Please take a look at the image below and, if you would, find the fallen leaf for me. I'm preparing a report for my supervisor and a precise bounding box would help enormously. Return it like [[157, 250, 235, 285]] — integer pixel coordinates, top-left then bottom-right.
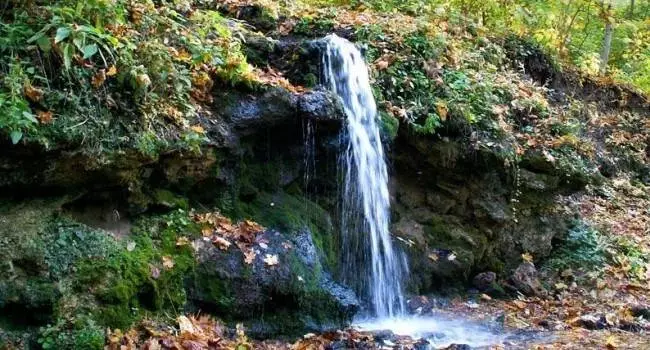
[[436, 101, 448, 121], [176, 236, 190, 246], [92, 69, 107, 88], [24, 84, 43, 102], [202, 227, 213, 237], [106, 65, 118, 76], [263, 254, 279, 267], [521, 252, 534, 263], [162, 256, 174, 269], [243, 249, 256, 265], [428, 253, 439, 262], [513, 300, 527, 309], [177, 316, 195, 335], [213, 236, 231, 250], [190, 125, 205, 134], [37, 111, 54, 124]]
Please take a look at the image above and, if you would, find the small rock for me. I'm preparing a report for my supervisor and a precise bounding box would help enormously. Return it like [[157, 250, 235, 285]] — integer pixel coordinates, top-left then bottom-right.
[[573, 314, 608, 330], [511, 262, 547, 296], [372, 329, 395, 343], [472, 271, 497, 291], [631, 305, 650, 319], [414, 339, 430, 350], [444, 344, 471, 350]]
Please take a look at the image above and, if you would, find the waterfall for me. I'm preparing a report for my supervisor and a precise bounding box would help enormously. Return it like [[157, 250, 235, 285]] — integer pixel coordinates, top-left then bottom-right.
[[321, 34, 406, 318]]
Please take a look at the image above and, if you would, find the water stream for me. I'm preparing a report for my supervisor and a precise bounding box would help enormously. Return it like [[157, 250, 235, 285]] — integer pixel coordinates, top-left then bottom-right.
[[321, 34, 406, 318], [319, 34, 517, 347]]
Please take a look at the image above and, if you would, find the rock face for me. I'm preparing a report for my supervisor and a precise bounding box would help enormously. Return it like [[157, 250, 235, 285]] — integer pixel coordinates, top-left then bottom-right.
[[190, 230, 358, 337], [391, 131, 576, 294]]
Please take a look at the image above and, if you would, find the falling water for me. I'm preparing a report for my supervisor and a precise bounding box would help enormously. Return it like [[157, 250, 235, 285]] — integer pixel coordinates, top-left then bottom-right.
[[321, 34, 406, 318]]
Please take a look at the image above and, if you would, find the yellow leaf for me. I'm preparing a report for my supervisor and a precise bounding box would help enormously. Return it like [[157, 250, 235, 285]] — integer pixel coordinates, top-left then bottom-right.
[[428, 253, 439, 262], [106, 65, 117, 76], [521, 252, 534, 263], [436, 101, 448, 121], [176, 236, 190, 246], [191, 125, 205, 134]]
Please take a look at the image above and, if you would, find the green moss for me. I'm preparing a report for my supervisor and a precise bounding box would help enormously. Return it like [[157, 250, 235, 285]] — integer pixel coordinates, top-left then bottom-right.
[[72, 209, 198, 329], [38, 317, 104, 350], [153, 189, 189, 209]]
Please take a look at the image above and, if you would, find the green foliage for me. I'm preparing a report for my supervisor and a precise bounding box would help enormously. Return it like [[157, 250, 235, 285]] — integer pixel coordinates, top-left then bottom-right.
[[38, 317, 104, 350], [0, 0, 252, 153], [546, 222, 610, 271], [0, 60, 38, 144]]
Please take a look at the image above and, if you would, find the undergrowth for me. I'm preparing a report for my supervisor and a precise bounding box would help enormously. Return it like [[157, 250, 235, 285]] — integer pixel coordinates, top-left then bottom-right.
[[0, 0, 253, 153]]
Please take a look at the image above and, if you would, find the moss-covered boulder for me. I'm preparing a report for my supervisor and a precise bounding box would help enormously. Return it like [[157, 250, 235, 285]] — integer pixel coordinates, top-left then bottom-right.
[[189, 230, 358, 337]]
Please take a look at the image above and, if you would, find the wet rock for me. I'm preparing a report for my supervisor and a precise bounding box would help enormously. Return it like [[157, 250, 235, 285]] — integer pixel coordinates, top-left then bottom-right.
[[472, 271, 497, 291], [371, 329, 396, 343], [573, 314, 609, 330], [444, 344, 472, 350], [407, 295, 434, 314], [189, 229, 359, 337], [414, 338, 430, 350], [631, 305, 650, 319], [511, 262, 546, 296], [218, 87, 344, 134]]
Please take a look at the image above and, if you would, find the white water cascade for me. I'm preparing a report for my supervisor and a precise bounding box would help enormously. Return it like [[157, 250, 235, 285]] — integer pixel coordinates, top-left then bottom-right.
[[321, 34, 406, 318]]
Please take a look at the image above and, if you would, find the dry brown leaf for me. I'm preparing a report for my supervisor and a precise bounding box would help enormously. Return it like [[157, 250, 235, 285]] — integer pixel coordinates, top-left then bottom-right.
[[243, 249, 256, 265], [24, 84, 43, 102], [162, 255, 175, 269], [92, 69, 107, 88], [213, 236, 231, 250], [37, 111, 54, 124]]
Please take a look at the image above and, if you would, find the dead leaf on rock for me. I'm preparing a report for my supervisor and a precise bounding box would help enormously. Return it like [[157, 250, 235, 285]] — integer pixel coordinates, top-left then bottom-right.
[[213, 236, 231, 250], [243, 249, 256, 265], [264, 254, 279, 267]]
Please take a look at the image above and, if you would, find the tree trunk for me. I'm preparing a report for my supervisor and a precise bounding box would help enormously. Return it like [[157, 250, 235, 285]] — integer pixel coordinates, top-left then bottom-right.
[[628, 0, 635, 18], [599, 4, 614, 75], [599, 21, 613, 75]]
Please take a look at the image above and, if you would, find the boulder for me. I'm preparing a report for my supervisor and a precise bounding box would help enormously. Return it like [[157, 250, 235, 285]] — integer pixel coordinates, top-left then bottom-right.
[[189, 230, 358, 337], [510, 262, 546, 297], [472, 272, 497, 292]]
